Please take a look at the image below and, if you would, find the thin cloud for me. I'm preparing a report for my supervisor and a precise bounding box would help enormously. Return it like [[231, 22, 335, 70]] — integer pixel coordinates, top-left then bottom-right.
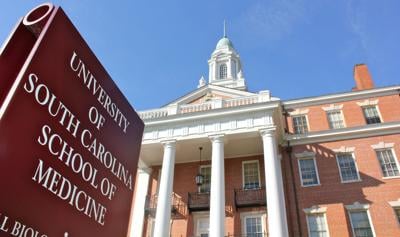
[[240, 0, 307, 42]]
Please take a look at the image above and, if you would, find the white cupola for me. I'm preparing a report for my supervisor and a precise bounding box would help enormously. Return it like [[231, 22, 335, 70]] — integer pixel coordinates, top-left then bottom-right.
[[207, 23, 246, 90]]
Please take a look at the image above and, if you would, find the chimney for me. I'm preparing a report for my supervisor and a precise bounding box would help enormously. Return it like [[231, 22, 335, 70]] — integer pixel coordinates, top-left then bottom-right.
[[353, 64, 374, 91]]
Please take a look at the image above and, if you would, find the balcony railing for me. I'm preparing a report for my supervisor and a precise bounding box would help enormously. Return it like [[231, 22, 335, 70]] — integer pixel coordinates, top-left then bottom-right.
[[145, 193, 187, 218], [138, 91, 271, 120], [186, 233, 267, 237], [188, 192, 210, 212], [234, 187, 266, 208]]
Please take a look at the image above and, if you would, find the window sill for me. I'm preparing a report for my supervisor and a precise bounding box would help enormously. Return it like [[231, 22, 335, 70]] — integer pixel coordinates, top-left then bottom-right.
[[382, 176, 400, 180], [341, 179, 362, 184], [301, 183, 321, 188]]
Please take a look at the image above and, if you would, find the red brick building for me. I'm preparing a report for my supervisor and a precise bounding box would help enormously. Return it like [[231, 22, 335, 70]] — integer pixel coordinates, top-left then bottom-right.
[[128, 35, 400, 237]]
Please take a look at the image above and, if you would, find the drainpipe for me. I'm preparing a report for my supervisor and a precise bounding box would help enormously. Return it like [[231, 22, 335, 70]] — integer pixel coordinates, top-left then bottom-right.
[[282, 107, 303, 237]]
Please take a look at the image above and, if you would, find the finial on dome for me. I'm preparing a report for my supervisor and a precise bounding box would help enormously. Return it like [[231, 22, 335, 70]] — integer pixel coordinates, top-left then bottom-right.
[[223, 20, 227, 38]]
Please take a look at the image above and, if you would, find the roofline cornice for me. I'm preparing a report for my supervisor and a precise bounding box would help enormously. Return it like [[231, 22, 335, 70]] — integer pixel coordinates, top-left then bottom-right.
[[283, 85, 400, 109]]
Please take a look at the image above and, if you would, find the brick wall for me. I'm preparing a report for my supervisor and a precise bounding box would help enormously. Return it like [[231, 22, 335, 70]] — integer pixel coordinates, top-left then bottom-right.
[[284, 134, 400, 237]]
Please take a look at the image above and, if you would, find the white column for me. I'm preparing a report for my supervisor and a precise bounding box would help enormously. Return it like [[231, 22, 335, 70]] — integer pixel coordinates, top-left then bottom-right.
[[209, 134, 225, 237], [260, 128, 289, 237], [153, 140, 176, 237], [129, 167, 151, 237]]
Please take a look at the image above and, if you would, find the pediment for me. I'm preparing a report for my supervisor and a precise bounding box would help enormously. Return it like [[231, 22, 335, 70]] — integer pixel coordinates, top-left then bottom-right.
[[164, 84, 256, 107]]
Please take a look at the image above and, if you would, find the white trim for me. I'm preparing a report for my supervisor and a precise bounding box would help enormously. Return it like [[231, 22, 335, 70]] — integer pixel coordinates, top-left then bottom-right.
[[335, 152, 361, 183], [240, 211, 267, 236], [361, 104, 384, 123], [198, 165, 211, 193], [303, 206, 327, 214], [322, 104, 343, 111], [242, 160, 262, 189], [374, 148, 400, 178], [356, 99, 379, 106], [332, 146, 355, 153], [192, 212, 210, 236], [283, 86, 400, 109], [305, 211, 330, 237], [347, 207, 376, 237], [295, 151, 316, 159], [285, 121, 400, 146], [326, 109, 346, 129], [288, 108, 309, 116], [292, 114, 310, 134], [345, 202, 370, 210], [388, 198, 400, 207], [297, 156, 320, 187], [371, 141, 394, 149]]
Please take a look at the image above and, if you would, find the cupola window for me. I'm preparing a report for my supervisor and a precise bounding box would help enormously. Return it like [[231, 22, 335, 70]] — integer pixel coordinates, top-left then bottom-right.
[[219, 64, 227, 79]]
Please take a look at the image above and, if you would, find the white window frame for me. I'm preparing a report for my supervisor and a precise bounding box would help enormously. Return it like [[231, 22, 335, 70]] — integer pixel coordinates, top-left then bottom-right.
[[242, 160, 262, 189], [219, 63, 227, 79], [198, 165, 211, 193], [335, 152, 361, 183], [361, 105, 383, 124], [346, 202, 376, 237], [240, 211, 267, 236], [193, 212, 209, 237], [304, 206, 330, 237], [297, 155, 320, 187], [373, 147, 400, 179], [292, 114, 310, 134], [388, 199, 400, 226], [326, 110, 346, 129]]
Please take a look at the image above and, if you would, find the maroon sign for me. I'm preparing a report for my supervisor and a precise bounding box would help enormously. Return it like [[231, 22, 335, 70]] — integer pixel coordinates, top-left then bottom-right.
[[0, 3, 144, 237]]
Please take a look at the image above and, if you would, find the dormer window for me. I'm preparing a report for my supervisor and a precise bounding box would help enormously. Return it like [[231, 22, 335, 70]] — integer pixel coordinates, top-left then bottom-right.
[[219, 64, 227, 79]]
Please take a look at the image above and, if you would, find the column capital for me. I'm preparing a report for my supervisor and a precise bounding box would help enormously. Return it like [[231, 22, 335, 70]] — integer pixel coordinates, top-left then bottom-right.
[[209, 134, 224, 143], [259, 127, 276, 138], [161, 139, 176, 148], [138, 167, 152, 174]]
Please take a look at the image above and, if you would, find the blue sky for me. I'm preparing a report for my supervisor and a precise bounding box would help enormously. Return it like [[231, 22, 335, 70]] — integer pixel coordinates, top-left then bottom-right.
[[1, 1, 399, 110]]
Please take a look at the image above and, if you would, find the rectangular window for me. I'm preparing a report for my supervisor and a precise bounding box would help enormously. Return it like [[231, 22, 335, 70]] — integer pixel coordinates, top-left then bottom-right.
[[349, 211, 374, 237], [243, 161, 261, 189], [245, 216, 263, 237], [376, 149, 400, 177], [196, 217, 209, 237], [336, 153, 360, 182], [293, 115, 309, 134], [362, 106, 381, 124], [327, 111, 345, 129], [298, 158, 319, 186], [395, 208, 400, 224], [307, 213, 329, 237], [199, 166, 211, 193]]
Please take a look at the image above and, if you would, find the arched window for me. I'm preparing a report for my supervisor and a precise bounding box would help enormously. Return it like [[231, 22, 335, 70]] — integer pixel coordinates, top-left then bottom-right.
[[219, 64, 227, 79]]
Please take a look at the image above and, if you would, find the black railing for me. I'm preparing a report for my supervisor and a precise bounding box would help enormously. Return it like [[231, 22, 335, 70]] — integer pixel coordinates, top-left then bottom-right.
[[187, 233, 267, 237], [145, 193, 187, 218], [188, 192, 210, 212], [225, 233, 268, 237], [234, 186, 266, 208]]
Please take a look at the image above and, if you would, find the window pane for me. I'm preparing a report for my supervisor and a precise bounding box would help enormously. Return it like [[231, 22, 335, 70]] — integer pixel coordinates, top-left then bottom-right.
[[244, 162, 260, 189], [307, 214, 328, 237], [337, 153, 359, 182], [349, 211, 374, 237], [299, 159, 318, 186], [200, 166, 211, 193], [293, 115, 308, 134], [327, 111, 345, 129], [219, 64, 227, 79], [362, 106, 381, 124], [246, 217, 263, 237], [376, 149, 400, 177]]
